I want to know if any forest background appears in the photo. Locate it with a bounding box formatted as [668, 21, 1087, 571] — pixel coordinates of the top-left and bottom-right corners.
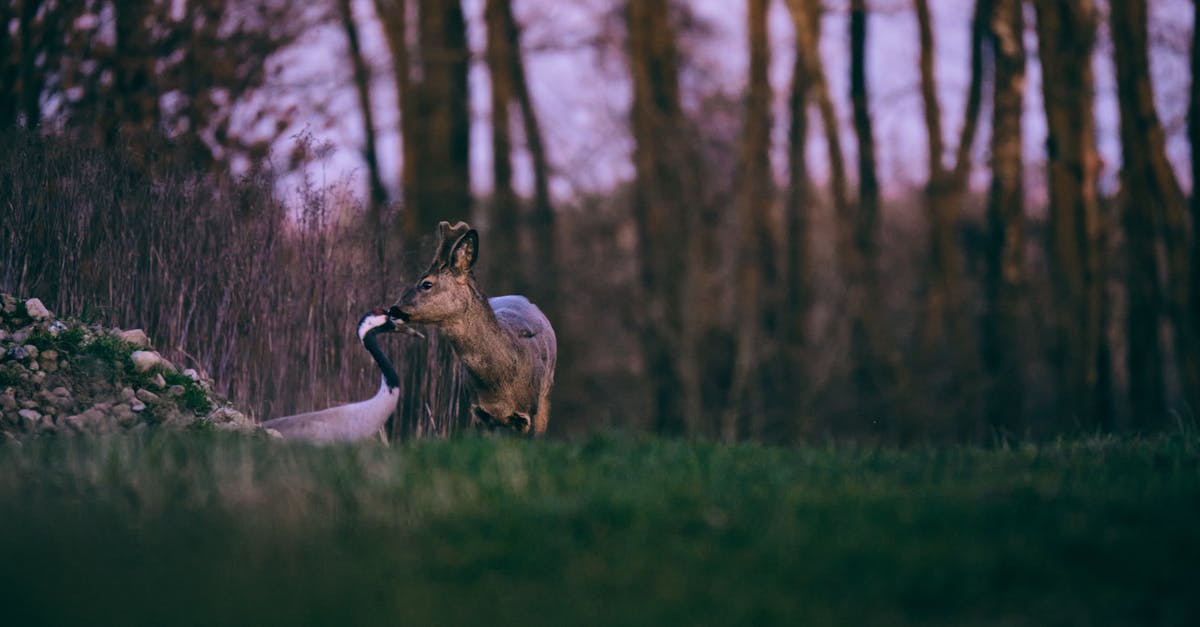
[2, 0, 1197, 444]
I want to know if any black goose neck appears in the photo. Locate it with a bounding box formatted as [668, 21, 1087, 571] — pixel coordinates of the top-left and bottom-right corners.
[362, 329, 400, 390]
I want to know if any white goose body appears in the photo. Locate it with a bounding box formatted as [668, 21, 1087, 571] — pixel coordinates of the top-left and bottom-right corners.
[261, 311, 404, 443]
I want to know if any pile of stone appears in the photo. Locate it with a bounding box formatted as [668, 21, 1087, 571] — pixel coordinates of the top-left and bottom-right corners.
[0, 294, 256, 441]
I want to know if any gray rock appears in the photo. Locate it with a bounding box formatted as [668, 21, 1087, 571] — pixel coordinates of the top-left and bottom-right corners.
[50, 386, 69, 397]
[150, 373, 166, 389]
[135, 389, 160, 403]
[183, 368, 201, 381]
[208, 406, 251, 427]
[22, 345, 37, 360]
[63, 415, 85, 432]
[4, 345, 28, 361]
[20, 399, 37, 410]
[112, 405, 137, 425]
[17, 408, 41, 424]
[120, 387, 137, 400]
[46, 320, 68, 335]
[0, 329, 9, 342]
[117, 329, 151, 348]
[130, 351, 162, 373]
[131, 402, 146, 413]
[166, 385, 185, 398]
[1, 294, 17, 314]
[0, 391, 16, 412]
[10, 327, 31, 344]
[24, 298, 51, 320]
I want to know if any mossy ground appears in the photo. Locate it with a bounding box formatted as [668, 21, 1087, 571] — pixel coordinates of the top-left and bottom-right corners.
[1, 431, 1197, 626]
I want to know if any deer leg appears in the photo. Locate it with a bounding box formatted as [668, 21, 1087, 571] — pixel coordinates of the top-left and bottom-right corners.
[508, 412, 532, 434]
[471, 405, 496, 432]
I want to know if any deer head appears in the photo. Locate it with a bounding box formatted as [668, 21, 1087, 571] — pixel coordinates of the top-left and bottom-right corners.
[391, 221, 481, 324]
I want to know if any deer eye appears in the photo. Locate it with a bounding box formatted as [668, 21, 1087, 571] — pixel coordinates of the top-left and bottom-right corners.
[419, 280, 434, 291]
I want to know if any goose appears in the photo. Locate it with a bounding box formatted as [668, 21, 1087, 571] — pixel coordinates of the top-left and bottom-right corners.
[261, 308, 415, 443]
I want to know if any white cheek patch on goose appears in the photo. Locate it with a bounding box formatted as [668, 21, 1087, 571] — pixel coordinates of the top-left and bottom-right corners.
[357, 314, 390, 339]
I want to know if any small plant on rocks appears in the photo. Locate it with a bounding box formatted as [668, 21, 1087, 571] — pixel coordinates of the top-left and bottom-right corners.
[0, 294, 256, 441]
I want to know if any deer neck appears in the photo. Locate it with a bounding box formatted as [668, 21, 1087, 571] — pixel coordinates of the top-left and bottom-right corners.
[441, 294, 520, 389]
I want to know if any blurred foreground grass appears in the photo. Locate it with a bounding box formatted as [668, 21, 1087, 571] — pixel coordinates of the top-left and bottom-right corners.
[1, 431, 1197, 626]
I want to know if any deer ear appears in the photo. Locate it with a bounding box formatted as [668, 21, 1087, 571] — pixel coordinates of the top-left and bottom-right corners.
[432, 221, 473, 270]
[439, 221, 470, 241]
[450, 229, 478, 275]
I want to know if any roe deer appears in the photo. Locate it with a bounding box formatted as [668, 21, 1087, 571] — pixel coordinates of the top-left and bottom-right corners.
[390, 221, 557, 435]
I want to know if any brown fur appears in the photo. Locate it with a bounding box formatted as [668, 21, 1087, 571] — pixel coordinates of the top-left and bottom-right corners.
[392, 222, 556, 435]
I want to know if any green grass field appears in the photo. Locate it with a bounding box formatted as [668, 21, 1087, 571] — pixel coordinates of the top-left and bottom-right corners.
[1, 431, 1197, 626]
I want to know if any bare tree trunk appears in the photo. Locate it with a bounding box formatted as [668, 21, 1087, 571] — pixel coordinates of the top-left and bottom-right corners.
[484, 0, 520, 297]
[17, 0, 40, 129]
[725, 0, 776, 442]
[782, 2, 815, 443]
[502, 0, 557, 313]
[338, 0, 389, 299]
[374, 0, 423, 252]
[378, 0, 472, 254]
[982, 0, 1026, 434]
[417, 0, 471, 228]
[1189, 0, 1200, 418]
[1111, 0, 1193, 427]
[0, 2, 15, 129]
[1033, 0, 1109, 429]
[914, 0, 987, 367]
[109, 0, 159, 149]
[846, 0, 899, 416]
[786, 1, 849, 223]
[489, 0, 554, 312]
[627, 0, 691, 436]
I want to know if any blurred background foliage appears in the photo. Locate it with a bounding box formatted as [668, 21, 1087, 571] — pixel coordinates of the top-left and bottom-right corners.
[1, 0, 1198, 444]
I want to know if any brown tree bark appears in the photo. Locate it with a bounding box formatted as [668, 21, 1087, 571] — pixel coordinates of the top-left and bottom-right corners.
[782, 0, 816, 443]
[1033, 0, 1109, 429]
[338, 0, 389, 297]
[17, 0, 41, 129]
[416, 0, 471, 228]
[1111, 0, 1194, 426]
[785, 1, 849, 223]
[627, 0, 693, 436]
[374, 0, 422, 249]
[109, 0, 159, 148]
[377, 0, 470, 250]
[484, 0, 521, 296]
[500, 2, 558, 313]
[0, 2, 14, 129]
[847, 0, 898, 412]
[726, 0, 776, 442]
[914, 0, 989, 368]
[1190, 0, 1200, 418]
[982, 0, 1027, 433]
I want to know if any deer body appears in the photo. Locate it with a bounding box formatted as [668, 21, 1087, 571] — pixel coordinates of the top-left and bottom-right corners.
[392, 222, 556, 435]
